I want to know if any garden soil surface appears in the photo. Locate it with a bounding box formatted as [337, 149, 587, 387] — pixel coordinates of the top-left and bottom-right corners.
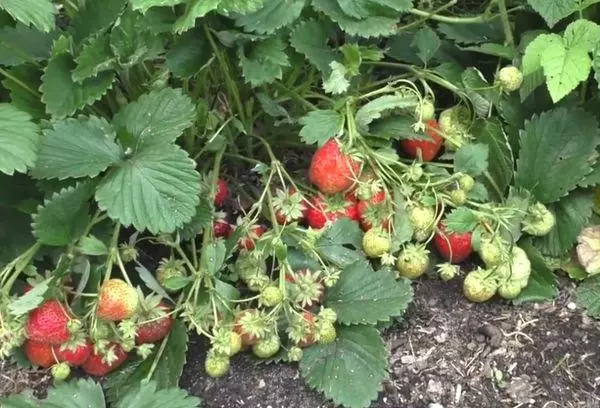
[2, 277, 599, 408]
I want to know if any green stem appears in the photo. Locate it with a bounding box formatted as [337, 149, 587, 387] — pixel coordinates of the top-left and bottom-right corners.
[144, 332, 170, 381]
[203, 25, 248, 128]
[272, 82, 318, 110]
[398, 0, 459, 31]
[497, 0, 514, 46]
[408, 4, 524, 24]
[103, 224, 121, 283]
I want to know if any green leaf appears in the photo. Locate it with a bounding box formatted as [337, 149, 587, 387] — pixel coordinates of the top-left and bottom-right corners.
[115, 381, 200, 408]
[238, 37, 290, 86]
[0, 103, 40, 175]
[515, 107, 600, 203]
[73, 35, 116, 82]
[527, 0, 577, 27]
[520, 33, 562, 101]
[114, 88, 195, 150]
[235, 0, 304, 34]
[444, 207, 479, 233]
[540, 40, 591, 103]
[43, 378, 106, 408]
[461, 43, 516, 59]
[576, 275, 600, 318]
[178, 197, 213, 240]
[32, 182, 93, 246]
[501, 187, 532, 243]
[163, 276, 193, 291]
[534, 190, 594, 257]
[316, 219, 365, 267]
[326, 260, 413, 325]
[564, 19, 600, 52]
[256, 92, 291, 121]
[355, 94, 419, 134]
[0, 23, 57, 66]
[0, 0, 55, 32]
[41, 49, 115, 119]
[411, 26, 440, 65]
[514, 241, 558, 304]
[8, 280, 48, 316]
[461, 67, 495, 117]
[1, 65, 46, 120]
[106, 320, 190, 403]
[453, 143, 488, 176]
[322, 61, 350, 94]
[312, 0, 398, 38]
[135, 264, 173, 301]
[78, 235, 109, 256]
[130, 0, 185, 14]
[166, 28, 212, 79]
[110, 9, 163, 67]
[96, 144, 200, 234]
[594, 43, 600, 91]
[471, 118, 513, 198]
[71, 0, 127, 45]
[32, 116, 121, 180]
[173, 0, 220, 34]
[0, 392, 38, 407]
[437, 21, 503, 45]
[289, 19, 339, 74]
[201, 240, 226, 276]
[369, 115, 427, 141]
[392, 194, 413, 249]
[300, 325, 387, 408]
[286, 248, 321, 271]
[219, 0, 264, 14]
[299, 110, 344, 146]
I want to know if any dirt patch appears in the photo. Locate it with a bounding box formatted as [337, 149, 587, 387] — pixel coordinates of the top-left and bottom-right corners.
[182, 277, 600, 408]
[2, 278, 599, 408]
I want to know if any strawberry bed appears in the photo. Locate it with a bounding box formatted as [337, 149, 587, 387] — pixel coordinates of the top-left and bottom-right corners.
[2, 1, 600, 408]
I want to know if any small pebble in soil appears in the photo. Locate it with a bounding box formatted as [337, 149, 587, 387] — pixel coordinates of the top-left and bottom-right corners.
[567, 302, 577, 310]
[428, 403, 444, 408]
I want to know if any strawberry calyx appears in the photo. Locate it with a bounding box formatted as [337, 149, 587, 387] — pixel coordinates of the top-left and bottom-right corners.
[286, 269, 325, 307]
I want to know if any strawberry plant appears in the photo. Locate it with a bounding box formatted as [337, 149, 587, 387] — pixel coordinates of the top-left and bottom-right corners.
[2, 0, 600, 407]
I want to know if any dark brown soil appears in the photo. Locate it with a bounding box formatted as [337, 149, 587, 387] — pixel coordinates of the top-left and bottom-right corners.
[3, 278, 599, 408]
[181, 277, 600, 408]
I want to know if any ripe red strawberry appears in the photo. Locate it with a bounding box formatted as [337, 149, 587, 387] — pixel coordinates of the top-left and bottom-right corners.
[433, 222, 473, 263]
[81, 343, 128, 376]
[135, 302, 174, 344]
[215, 178, 229, 207]
[24, 339, 56, 367]
[53, 338, 92, 366]
[357, 190, 391, 231]
[96, 279, 139, 321]
[400, 119, 443, 162]
[308, 139, 361, 194]
[213, 212, 232, 238]
[238, 225, 265, 251]
[26, 299, 71, 345]
[306, 194, 359, 229]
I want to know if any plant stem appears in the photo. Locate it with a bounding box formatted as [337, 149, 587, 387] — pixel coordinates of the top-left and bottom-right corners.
[0, 68, 41, 97]
[497, 0, 514, 46]
[408, 4, 524, 24]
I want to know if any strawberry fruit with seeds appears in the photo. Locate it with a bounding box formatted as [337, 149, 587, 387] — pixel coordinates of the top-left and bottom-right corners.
[135, 301, 174, 344]
[96, 279, 139, 321]
[308, 139, 361, 194]
[24, 339, 56, 368]
[214, 178, 229, 207]
[433, 222, 473, 263]
[26, 299, 72, 345]
[238, 224, 266, 251]
[306, 193, 359, 229]
[213, 211, 233, 238]
[53, 337, 92, 366]
[81, 343, 128, 376]
[400, 119, 443, 161]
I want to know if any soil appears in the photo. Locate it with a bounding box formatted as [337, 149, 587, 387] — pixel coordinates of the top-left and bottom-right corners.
[3, 277, 599, 408]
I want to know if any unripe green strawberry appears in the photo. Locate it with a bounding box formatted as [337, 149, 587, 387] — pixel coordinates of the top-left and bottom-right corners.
[318, 308, 337, 324]
[205, 353, 230, 378]
[119, 243, 138, 263]
[463, 268, 496, 302]
[413, 228, 430, 242]
[522, 202, 555, 236]
[407, 165, 424, 181]
[498, 281, 522, 299]
[96, 279, 139, 321]
[317, 322, 336, 344]
[437, 263, 458, 281]
[458, 174, 475, 192]
[362, 228, 391, 258]
[450, 189, 467, 206]
[507, 247, 531, 288]
[287, 346, 303, 362]
[51, 362, 71, 380]
[414, 98, 435, 121]
[260, 286, 283, 307]
[155, 259, 186, 293]
[229, 332, 242, 356]
[396, 244, 430, 279]
[478, 237, 504, 268]
[252, 336, 281, 358]
[409, 205, 436, 232]
[496, 65, 523, 92]
[438, 106, 470, 151]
